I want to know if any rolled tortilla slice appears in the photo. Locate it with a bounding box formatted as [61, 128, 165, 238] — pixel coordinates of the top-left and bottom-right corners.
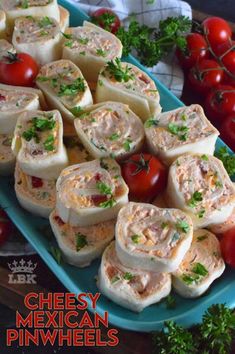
[62, 21, 122, 83]
[0, 85, 41, 134]
[15, 163, 56, 218]
[0, 134, 15, 176]
[145, 104, 219, 166]
[12, 110, 68, 179]
[12, 16, 62, 66]
[63, 136, 91, 165]
[74, 101, 144, 159]
[172, 229, 225, 298]
[59, 6, 69, 32]
[0, 0, 60, 37]
[209, 207, 235, 234]
[0, 10, 6, 39]
[97, 241, 171, 312]
[56, 158, 129, 227]
[166, 154, 235, 229]
[50, 210, 115, 267]
[36, 59, 93, 123]
[95, 59, 161, 121]
[115, 202, 193, 273]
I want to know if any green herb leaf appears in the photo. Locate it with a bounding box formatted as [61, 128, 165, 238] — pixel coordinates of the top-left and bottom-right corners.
[192, 262, 208, 277]
[22, 127, 38, 143]
[181, 273, 200, 285]
[188, 191, 203, 208]
[76, 233, 87, 251]
[50, 246, 62, 265]
[96, 182, 112, 195]
[38, 17, 53, 28]
[165, 295, 176, 309]
[78, 37, 89, 45]
[32, 117, 55, 131]
[197, 209, 205, 219]
[131, 234, 141, 244]
[168, 123, 189, 141]
[91, 12, 116, 32]
[106, 58, 134, 82]
[43, 135, 55, 151]
[21, 0, 29, 9]
[176, 220, 190, 233]
[215, 146, 235, 177]
[62, 32, 73, 39]
[58, 78, 86, 96]
[123, 272, 134, 281]
[111, 275, 120, 284]
[109, 133, 120, 141]
[201, 154, 208, 161]
[123, 138, 132, 152]
[99, 198, 116, 208]
[197, 234, 208, 242]
[70, 106, 83, 116]
[144, 118, 159, 128]
[96, 48, 107, 57]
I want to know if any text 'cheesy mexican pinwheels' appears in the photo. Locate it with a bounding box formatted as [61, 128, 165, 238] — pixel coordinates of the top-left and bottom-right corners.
[167, 153, 235, 229]
[97, 241, 171, 312]
[15, 163, 56, 218]
[115, 202, 193, 273]
[172, 229, 225, 298]
[96, 59, 161, 121]
[50, 210, 115, 267]
[145, 104, 219, 165]
[36, 59, 93, 123]
[56, 158, 129, 227]
[12, 15, 62, 66]
[12, 110, 68, 179]
[74, 101, 144, 159]
[62, 21, 122, 83]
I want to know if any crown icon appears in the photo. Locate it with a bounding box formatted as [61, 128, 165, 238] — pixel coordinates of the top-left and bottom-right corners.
[8, 259, 37, 274]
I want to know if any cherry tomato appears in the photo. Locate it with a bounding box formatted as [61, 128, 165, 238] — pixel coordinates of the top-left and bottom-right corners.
[204, 84, 235, 126]
[202, 17, 232, 49]
[220, 114, 235, 151]
[121, 153, 167, 202]
[31, 176, 43, 188]
[176, 33, 209, 70]
[0, 52, 39, 87]
[188, 59, 224, 95]
[91, 8, 121, 34]
[220, 227, 235, 268]
[0, 209, 12, 247]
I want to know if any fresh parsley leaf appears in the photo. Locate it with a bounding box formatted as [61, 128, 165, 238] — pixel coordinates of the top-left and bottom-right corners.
[70, 106, 83, 116]
[78, 37, 89, 45]
[32, 117, 55, 131]
[123, 138, 132, 151]
[197, 234, 208, 242]
[38, 17, 53, 28]
[131, 234, 141, 244]
[22, 127, 38, 142]
[76, 233, 87, 251]
[106, 58, 134, 82]
[37, 76, 50, 82]
[165, 295, 176, 309]
[215, 146, 235, 177]
[109, 133, 120, 141]
[144, 118, 159, 128]
[123, 272, 134, 281]
[99, 197, 116, 208]
[201, 154, 208, 161]
[111, 275, 120, 284]
[197, 209, 205, 219]
[152, 321, 195, 354]
[176, 220, 190, 233]
[50, 246, 62, 265]
[192, 263, 208, 277]
[58, 78, 86, 96]
[161, 222, 168, 229]
[168, 123, 189, 141]
[188, 191, 203, 208]
[43, 135, 55, 151]
[181, 273, 200, 285]
[96, 48, 107, 57]
[91, 12, 116, 32]
[21, 0, 29, 9]
[65, 41, 73, 48]
[96, 182, 112, 195]
[62, 32, 73, 39]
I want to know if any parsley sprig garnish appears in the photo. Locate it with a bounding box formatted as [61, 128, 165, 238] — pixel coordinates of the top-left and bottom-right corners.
[106, 58, 134, 82]
[116, 17, 191, 66]
[168, 123, 189, 141]
[76, 233, 87, 251]
[188, 191, 203, 208]
[38, 17, 53, 28]
[96, 182, 112, 196]
[58, 78, 86, 96]
[91, 12, 117, 32]
[153, 304, 235, 354]
[215, 146, 235, 177]
[21, 0, 29, 9]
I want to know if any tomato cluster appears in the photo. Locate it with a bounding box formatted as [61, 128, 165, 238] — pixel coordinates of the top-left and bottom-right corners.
[176, 17, 235, 150]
